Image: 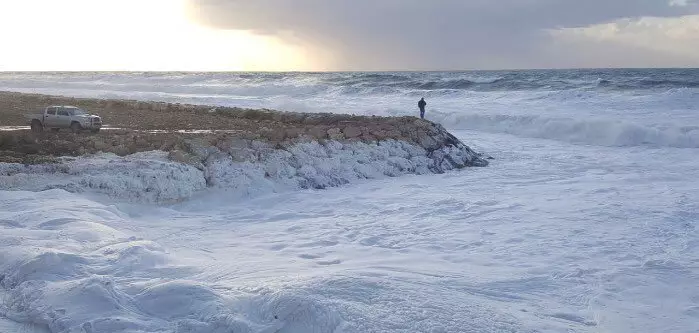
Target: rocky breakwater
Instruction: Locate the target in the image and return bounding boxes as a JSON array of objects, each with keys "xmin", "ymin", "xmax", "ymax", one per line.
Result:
[
  {"xmin": 1, "ymin": 93, "xmax": 488, "ymax": 201},
  {"xmin": 169, "ymin": 116, "xmax": 489, "ymax": 192}
]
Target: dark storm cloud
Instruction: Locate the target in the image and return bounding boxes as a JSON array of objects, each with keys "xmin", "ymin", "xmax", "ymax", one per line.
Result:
[{"xmin": 186, "ymin": 0, "xmax": 699, "ymax": 69}]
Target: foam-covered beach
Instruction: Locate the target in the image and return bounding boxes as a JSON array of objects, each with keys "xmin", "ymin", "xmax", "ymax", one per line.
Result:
[{"xmin": 1, "ymin": 70, "xmax": 698, "ymax": 333}]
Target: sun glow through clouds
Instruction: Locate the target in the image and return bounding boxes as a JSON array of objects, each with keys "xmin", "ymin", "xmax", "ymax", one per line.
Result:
[{"xmin": 0, "ymin": 0, "xmax": 310, "ymax": 71}]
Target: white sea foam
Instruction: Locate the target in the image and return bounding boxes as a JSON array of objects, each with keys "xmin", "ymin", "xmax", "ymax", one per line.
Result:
[
  {"xmin": 0, "ymin": 151, "xmax": 206, "ymax": 203},
  {"xmin": 2, "ymin": 130, "xmax": 698, "ymax": 332},
  {"xmin": 428, "ymin": 113, "xmax": 699, "ymax": 148},
  {"xmin": 0, "ymin": 139, "xmax": 482, "ymax": 203},
  {"xmin": 0, "ymin": 190, "xmax": 345, "ymax": 333}
]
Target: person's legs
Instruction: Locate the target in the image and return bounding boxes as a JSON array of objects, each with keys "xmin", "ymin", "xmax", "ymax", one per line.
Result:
[{"xmin": 420, "ymin": 108, "xmax": 425, "ymax": 119}]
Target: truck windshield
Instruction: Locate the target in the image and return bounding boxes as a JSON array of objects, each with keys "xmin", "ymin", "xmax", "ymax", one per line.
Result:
[{"xmin": 68, "ymin": 108, "xmax": 88, "ymax": 116}]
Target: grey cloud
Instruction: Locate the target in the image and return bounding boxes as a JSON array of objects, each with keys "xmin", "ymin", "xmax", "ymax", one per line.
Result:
[{"xmin": 186, "ymin": 0, "xmax": 699, "ymax": 69}]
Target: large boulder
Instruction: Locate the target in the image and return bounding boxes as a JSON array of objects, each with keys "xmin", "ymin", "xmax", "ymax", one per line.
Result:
[{"xmin": 343, "ymin": 126, "xmax": 362, "ymax": 138}]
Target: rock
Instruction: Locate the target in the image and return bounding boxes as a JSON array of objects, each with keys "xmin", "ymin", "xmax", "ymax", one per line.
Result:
[
  {"xmin": 112, "ymin": 145, "xmax": 130, "ymax": 156},
  {"xmin": 327, "ymin": 128, "xmax": 344, "ymax": 140},
  {"xmin": 229, "ymin": 149, "xmax": 255, "ymax": 162},
  {"xmin": 343, "ymin": 126, "xmax": 362, "ymax": 138},
  {"xmin": 414, "ymin": 119, "xmax": 433, "ymax": 129},
  {"xmin": 93, "ymin": 139, "xmax": 109, "ymax": 152},
  {"xmin": 385, "ymin": 129, "xmax": 403, "ymax": 139},
  {"xmin": 0, "ymin": 156, "xmax": 22, "ymax": 164},
  {"xmin": 183, "ymin": 138, "xmax": 218, "ymax": 160},
  {"xmin": 231, "ymin": 138, "xmax": 252, "ymax": 149},
  {"xmin": 168, "ymin": 150, "xmax": 204, "ymax": 169},
  {"xmin": 167, "ymin": 150, "xmax": 185, "ymax": 162},
  {"xmin": 303, "ymin": 115, "xmax": 322, "ymax": 126},
  {"xmin": 361, "ymin": 134, "xmax": 377, "ymax": 143},
  {"xmin": 134, "ymin": 137, "xmax": 149, "ymax": 147},
  {"xmin": 156, "ymin": 103, "xmax": 168, "ymax": 112},
  {"xmin": 205, "ymin": 151, "xmax": 232, "ymax": 165},
  {"xmin": 307, "ymin": 126, "xmax": 327, "ymax": 139},
  {"xmin": 159, "ymin": 137, "xmax": 179, "ymax": 151},
  {"xmin": 215, "ymin": 138, "xmax": 233, "ymax": 152},
  {"xmin": 258, "ymin": 127, "xmax": 284, "ymax": 143},
  {"xmin": 284, "ymin": 128, "xmax": 304, "ymax": 139},
  {"xmin": 368, "ymin": 130, "xmax": 385, "ymax": 140},
  {"xmin": 418, "ymin": 133, "xmax": 440, "ymax": 150}
]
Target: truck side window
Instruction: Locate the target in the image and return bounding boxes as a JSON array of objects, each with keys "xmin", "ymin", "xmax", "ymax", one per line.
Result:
[
  {"xmin": 47, "ymin": 107, "xmax": 56, "ymax": 115},
  {"xmin": 57, "ymin": 108, "xmax": 69, "ymax": 116}
]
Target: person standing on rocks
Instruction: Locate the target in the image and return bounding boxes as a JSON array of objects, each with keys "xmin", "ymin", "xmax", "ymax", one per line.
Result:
[{"xmin": 418, "ymin": 97, "xmax": 427, "ymax": 119}]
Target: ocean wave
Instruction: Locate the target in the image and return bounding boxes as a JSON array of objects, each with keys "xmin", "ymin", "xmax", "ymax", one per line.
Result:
[
  {"xmin": 2, "ymin": 71, "xmax": 698, "ymax": 101},
  {"xmin": 597, "ymin": 78, "xmax": 699, "ymax": 90},
  {"xmin": 0, "ymin": 77, "xmax": 331, "ymax": 98},
  {"xmin": 433, "ymin": 113, "xmax": 699, "ymax": 148},
  {"xmin": 397, "ymin": 76, "xmax": 699, "ymax": 92}
]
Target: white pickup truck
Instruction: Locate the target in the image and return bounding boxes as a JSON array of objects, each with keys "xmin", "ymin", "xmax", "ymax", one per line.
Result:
[{"xmin": 28, "ymin": 106, "xmax": 102, "ymax": 133}]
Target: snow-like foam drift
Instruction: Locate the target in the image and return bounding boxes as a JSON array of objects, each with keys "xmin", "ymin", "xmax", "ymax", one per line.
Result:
[
  {"xmin": 0, "ymin": 139, "xmax": 486, "ymax": 202},
  {"xmin": 0, "ymin": 187, "xmax": 530, "ymax": 333},
  {"xmin": 0, "ymin": 190, "xmax": 345, "ymax": 332},
  {"xmin": 0, "ymin": 151, "xmax": 205, "ymax": 203}
]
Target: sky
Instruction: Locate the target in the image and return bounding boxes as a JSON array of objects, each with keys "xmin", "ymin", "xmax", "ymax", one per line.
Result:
[{"xmin": 1, "ymin": 0, "xmax": 698, "ymax": 71}]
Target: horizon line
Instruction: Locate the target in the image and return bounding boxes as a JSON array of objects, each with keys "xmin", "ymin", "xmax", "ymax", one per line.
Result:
[{"xmin": 1, "ymin": 66, "xmax": 699, "ymax": 74}]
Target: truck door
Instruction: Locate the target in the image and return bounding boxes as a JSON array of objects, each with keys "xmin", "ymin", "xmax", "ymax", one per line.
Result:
[
  {"xmin": 56, "ymin": 107, "xmax": 71, "ymax": 127},
  {"xmin": 44, "ymin": 107, "xmax": 58, "ymax": 127}
]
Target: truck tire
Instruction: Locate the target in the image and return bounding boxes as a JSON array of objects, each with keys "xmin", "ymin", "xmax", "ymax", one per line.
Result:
[
  {"xmin": 31, "ymin": 120, "xmax": 43, "ymax": 133},
  {"xmin": 70, "ymin": 122, "xmax": 82, "ymax": 133}
]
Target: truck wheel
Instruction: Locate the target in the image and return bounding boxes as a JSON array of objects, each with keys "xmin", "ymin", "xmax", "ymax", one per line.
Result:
[
  {"xmin": 31, "ymin": 120, "xmax": 43, "ymax": 133},
  {"xmin": 70, "ymin": 122, "xmax": 82, "ymax": 133}
]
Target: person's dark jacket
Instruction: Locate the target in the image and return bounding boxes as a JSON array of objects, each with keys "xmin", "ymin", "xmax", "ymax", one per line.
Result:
[{"xmin": 418, "ymin": 99, "xmax": 427, "ymax": 109}]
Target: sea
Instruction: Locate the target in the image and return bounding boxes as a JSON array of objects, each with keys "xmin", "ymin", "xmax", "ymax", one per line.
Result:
[{"xmin": 0, "ymin": 69, "xmax": 698, "ymax": 332}]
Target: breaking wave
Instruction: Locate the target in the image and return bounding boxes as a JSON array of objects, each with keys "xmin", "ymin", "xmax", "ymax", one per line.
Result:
[
  {"xmin": 436, "ymin": 113, "xmax": 699, "ymax": 148},
  {"xmin": 2, "ymin": 69, "xmax": 699, "ymax": 98}
]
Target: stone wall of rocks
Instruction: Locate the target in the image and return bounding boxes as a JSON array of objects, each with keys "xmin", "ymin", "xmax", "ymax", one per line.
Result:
[{"xmin": 0, "ymin": 91, "xmax": 489, "ymax": 168}]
